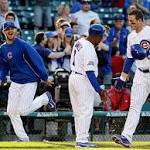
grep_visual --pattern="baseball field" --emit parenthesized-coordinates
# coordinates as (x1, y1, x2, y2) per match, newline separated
(0, 141, 149, 150)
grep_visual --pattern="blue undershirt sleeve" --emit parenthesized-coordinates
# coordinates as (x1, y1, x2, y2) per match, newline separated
(122, 58, 135, 74)
(86, 71, 102, 93)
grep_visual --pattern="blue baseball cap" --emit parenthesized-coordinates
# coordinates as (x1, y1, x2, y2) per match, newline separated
(2, 21, 17, 31)
(64, 27, 73, 37)
(114, 14, 124, 21)
(45, 31, 58, 38)
(89, 24, 105, 36)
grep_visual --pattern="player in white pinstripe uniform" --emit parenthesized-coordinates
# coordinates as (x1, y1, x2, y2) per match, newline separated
(69, 24, 108, 148)
(112, 10, 150, 147)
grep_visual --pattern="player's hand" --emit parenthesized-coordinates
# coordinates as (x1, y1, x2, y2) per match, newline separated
(99, 89, 109, 102)
(114, 78, 125, 91)
(42, 80, 54, 87)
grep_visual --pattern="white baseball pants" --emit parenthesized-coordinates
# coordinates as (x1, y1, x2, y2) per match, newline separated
(122, 69, 150, 143)
(69, 73, 95, 143)
(7, 82, 49, 141)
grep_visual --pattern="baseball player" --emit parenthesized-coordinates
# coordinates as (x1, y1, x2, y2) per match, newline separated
(0, 21, 56, 141)
(69, 24, 108, 148)
(112, 10, 150, 147)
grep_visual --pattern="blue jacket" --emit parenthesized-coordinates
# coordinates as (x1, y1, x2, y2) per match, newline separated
(98, 41, 112, 75)
(33, 44, 51, 60)
(0, 38, 48, 84)
(107, 26, 129, 55)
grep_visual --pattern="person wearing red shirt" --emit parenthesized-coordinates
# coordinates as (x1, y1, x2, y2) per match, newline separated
(111, 46, 125, 77)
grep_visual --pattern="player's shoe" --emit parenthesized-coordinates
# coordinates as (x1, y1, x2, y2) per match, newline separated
(46, 91, 56, 111)
(12, 138, 30, 142)
(112, 134, 131, 148)
(75, 142, 96, 148)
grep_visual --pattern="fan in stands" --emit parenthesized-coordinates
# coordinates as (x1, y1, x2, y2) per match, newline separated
(103, 86, 130, 111)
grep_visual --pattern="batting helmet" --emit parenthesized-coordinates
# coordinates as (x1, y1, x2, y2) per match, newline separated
(89, 24, 105, 36)
(131, 44, 147, 60)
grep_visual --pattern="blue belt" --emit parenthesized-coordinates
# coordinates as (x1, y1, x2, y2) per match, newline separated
(138, 68, 150, 73)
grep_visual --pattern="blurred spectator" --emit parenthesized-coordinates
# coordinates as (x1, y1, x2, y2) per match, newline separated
(127, 1, 150, 26)
(0, 0, 8, 28)
(70, 21, 80, 41)
(55, 18, 66, 29)
(71, 0, 98, 13)
(125, 0, 149, 14)
(56, 19, 71, 38)
(89, 20, 111, 87)
(5, 11, 21, 35)
(62, 27, 74, 72)
(70, 0, 81, 13)
(72, 0, 100, 36)
(34, 0, 52, 31)
(46, 31, 59, 51)
(5, 11, 20, 28)
(111, 46, 125, 77)
(55, 19, 71, 53)
(33, 32, 70, 73)
(46, 28, 73, 72)
(107, 14, 129, 56)
(97, 42, 112, 88)
(46, 31, 62, 72)
(0, 0, 19, 29)
(55, 3, 72, 26)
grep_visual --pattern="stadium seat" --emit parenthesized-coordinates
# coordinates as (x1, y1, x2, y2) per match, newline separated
(142, 102, 150, 111)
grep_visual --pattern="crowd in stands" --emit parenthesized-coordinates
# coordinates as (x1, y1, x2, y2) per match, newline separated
(0, 0, 150, 110)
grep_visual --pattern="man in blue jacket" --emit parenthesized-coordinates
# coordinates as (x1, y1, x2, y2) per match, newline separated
(0, 21, 56, 141)
(107, 14, 129, 56)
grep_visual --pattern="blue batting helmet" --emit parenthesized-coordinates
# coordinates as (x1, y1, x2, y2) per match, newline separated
(89, 24, 105, 36)
(131, 44, 147, 60)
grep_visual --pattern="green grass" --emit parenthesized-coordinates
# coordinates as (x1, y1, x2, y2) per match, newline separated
(0, 141, 149, 150)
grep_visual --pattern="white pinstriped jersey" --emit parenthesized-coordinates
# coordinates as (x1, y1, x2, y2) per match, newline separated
(127, 26, 150, 69)
(70, 38, 98, 76)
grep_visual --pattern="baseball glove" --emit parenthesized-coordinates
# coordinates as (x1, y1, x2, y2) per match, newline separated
(99, 89, 109, 102)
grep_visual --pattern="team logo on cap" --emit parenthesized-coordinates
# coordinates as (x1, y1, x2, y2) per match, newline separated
(140, 40, 150, 50)
(7, 52, 13, 59)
